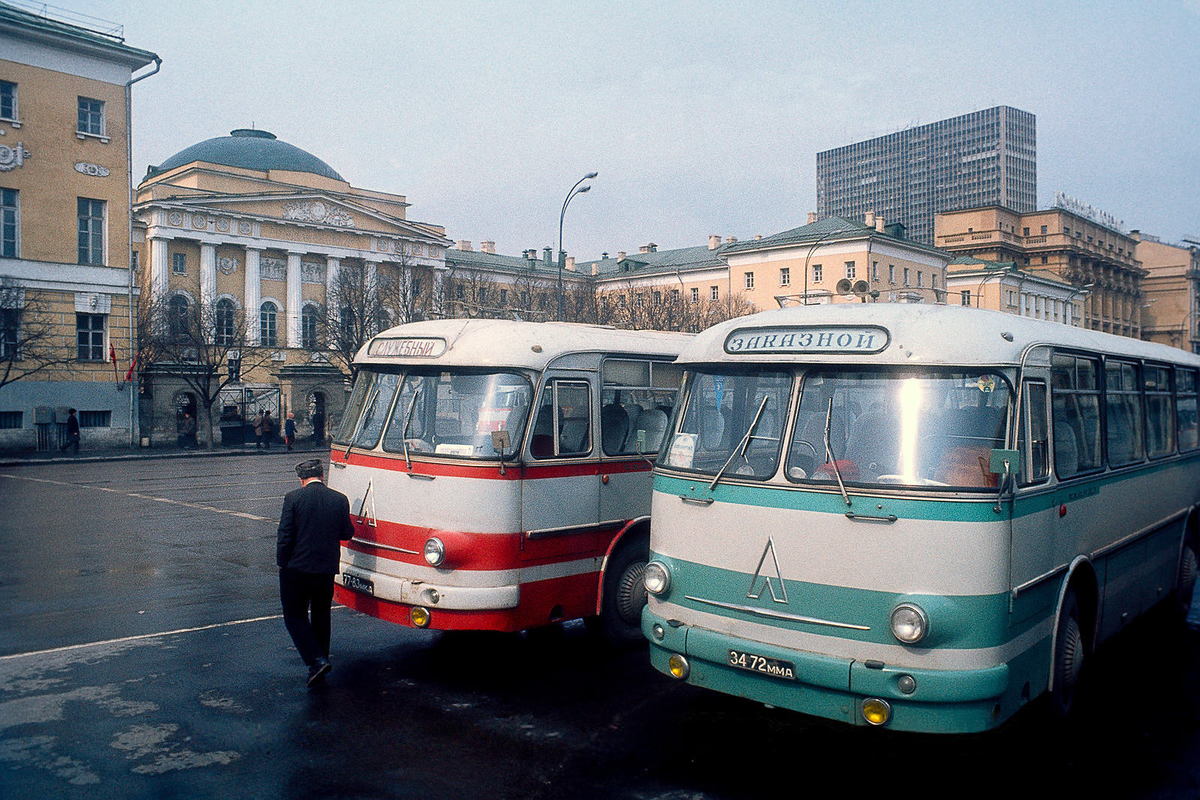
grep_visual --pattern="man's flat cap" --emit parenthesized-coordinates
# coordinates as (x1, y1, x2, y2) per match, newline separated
(296, 459, 324, 479)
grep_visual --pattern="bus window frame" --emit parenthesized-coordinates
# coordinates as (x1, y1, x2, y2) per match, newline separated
(1142, 362, 1176, 461)
(1018, 379, 1051, 487)
(598, 356, 683, 458)
(1103, 357, 1146, 469)
(1051, 350, 1105, 481)
(528, 377, 593, 460)
(1177, 366, 1199, 452)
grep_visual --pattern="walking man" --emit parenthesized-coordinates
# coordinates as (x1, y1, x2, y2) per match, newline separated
(276, 459, 354, 687)
(60, 408, 80, 454)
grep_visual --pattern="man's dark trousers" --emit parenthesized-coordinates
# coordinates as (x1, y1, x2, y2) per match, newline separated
(279, 568, 335, 665)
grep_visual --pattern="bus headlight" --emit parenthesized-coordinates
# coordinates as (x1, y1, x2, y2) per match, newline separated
(890, 603, 929, 644)
(644, 561, 671, 596)
(424, 537, 446, 567)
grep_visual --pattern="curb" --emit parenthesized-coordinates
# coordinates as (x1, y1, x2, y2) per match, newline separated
(0, 444, 330, 468)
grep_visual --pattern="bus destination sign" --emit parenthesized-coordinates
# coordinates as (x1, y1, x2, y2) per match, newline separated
(368, 337, 448, 358)
(724, 325, 889, 355)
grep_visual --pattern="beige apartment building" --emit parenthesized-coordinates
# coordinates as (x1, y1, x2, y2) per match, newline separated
(0, 3, 157, 451)
(943, 256, 1084, 325)
(132, 128, 450, 446)
(935, 204, 1146, 338)
(1134, 233, 1200, 353)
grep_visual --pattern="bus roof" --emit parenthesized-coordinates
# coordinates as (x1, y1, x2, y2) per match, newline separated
(355, 319, 693, 370)
(676, 304, 1200, 368)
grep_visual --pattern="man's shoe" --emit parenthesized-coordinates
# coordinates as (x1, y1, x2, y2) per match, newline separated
(306, 657, 331, 688)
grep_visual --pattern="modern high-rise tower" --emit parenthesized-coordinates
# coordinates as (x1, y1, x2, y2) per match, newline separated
(816, 106, 1036, 245)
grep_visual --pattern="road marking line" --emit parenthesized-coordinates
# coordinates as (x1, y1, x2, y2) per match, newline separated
(0, 473, 274, 522)
(0, 607, 352, 662)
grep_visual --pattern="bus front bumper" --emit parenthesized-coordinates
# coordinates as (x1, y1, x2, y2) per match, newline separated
(644, 610, 1013, 734)
(337, 566, 520, 611)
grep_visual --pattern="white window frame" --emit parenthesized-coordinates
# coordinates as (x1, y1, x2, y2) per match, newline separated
(76, 96, 107, 141)
(0, 80, 18, 125)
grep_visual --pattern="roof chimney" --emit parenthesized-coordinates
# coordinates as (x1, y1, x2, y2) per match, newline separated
(480, 240, 496, 254)
(725, 236, 738, 244)
(639, 243, 658, 254)
(865, 210, 876, 228)
(709, 234, 721, 250)
(875, 217, 885, 232)
(457, 240, 473, 252)
(591, 263, 599, 276)
(617, 251, 626, 260)
(543, 246, 553, 266)
(807, 212, 818, 224)
(565, 256, 576, 271)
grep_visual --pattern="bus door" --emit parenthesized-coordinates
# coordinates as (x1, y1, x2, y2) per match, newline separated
(520, 373, 602, 561)
(1009, 376, 1055, 620)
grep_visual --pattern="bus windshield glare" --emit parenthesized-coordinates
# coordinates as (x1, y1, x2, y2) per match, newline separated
(335, 368, 533, 459)
(663, 368, 1012, 489)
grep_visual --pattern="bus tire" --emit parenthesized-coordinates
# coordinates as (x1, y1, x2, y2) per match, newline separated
(1050, 590, 1084, 719)
(1175, 538, 1198, 618)
(596, 538, 649, 647)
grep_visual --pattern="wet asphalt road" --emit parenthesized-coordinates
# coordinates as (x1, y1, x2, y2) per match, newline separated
(2, 453, 1200, 799)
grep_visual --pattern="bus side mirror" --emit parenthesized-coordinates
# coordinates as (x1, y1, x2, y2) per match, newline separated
(989, 449, 1020, 475)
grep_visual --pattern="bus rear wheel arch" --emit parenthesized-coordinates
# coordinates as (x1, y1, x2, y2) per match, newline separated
(591, 532, 650, 647)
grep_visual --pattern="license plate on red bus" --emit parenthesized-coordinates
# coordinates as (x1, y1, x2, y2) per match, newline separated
(342, 572, 374, 596)
(728, 649, 796, 680)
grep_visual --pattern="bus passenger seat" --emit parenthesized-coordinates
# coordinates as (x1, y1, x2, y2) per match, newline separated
(637, 409, 669, 452)
(601, 403, 630, 454)
(845, 411, 896, 478)
(1054, 421, 1080, 477)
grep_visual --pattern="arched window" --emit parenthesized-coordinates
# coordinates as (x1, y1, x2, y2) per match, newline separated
(215, 298, 236, 346)
(168, 295, 190, 341)
(260, 301, 278, 347)
(301, 304, 319, 350)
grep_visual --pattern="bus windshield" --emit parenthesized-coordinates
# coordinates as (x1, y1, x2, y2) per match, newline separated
(660, 370, 792, 480)
(788, 370, 1011, 489)
(336, 368, 534, 459)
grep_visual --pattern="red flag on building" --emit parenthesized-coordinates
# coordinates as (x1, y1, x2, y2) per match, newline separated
(110, 343, 119, 382)
(125, 352, 138, 382)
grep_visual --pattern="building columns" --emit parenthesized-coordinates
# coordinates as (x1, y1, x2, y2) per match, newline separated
(244, 247, 261, 345)
(149, 235, 169, 298)
(287, 251, 303, 349)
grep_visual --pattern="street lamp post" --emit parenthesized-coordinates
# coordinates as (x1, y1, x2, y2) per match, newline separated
(558, 172, 598, 322)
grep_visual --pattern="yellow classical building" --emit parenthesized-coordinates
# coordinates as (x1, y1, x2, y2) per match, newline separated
(0, 3, 157, 451)
(132, 128, 450, 446)
(934, 203, 1146, 338)
(1134, 233, 1200, 353)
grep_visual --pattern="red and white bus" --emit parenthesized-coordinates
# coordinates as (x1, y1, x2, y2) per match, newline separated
(329, 319, 691, 642)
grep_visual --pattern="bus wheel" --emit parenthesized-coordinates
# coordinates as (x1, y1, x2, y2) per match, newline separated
(597, 539, 649, 647)
(1050, 590, 1084, 718)
(1175, 539, 1198, 618)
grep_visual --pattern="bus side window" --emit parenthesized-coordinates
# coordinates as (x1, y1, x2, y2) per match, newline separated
(530, 380, 591, 459)
(1020, 381, 1049, 484)
(1178, 368, 1199, 451)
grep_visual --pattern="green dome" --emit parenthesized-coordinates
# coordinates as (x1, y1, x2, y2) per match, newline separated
(151, 129, 345, 181)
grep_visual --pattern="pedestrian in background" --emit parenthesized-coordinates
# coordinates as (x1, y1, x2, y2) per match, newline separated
(253, 410, 264, 448)
(285, 411, 296, 451)
(276, 459, 354, 687)
(60, 408, 80, 454)
(262, 410, 274, 449)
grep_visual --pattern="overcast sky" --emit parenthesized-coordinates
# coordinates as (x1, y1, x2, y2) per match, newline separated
(81, 0, 1200, 259)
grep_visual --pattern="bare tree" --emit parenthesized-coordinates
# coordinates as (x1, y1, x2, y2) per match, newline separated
(317, 261, 390, 377)
(140, 293, 274, 449)
(0, 278, 75, 391)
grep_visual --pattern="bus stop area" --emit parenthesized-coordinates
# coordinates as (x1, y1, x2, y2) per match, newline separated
(3, 452, 1200, 799)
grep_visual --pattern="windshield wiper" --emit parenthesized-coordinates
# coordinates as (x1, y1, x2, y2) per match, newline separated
(709, 395, 769, 491)
(824, 397, 852, 508)
(400, 390, 420, 470)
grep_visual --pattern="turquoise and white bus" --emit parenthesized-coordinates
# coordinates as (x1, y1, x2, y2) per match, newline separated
(643, 303, 1200, 733)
